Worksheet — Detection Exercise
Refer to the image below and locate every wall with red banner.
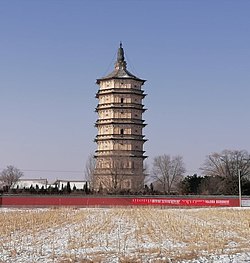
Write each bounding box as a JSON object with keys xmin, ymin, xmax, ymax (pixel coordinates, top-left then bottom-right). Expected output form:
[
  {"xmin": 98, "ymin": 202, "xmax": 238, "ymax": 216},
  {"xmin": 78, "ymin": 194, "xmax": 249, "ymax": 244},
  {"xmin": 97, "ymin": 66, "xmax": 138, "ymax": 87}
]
[
  {"xmin": 131, "ymin": 197, "xmax": 239, "ymax": 206},
  {"xmin": 0, "ymin": 195, "xmax": 248, "ymax": 207}
]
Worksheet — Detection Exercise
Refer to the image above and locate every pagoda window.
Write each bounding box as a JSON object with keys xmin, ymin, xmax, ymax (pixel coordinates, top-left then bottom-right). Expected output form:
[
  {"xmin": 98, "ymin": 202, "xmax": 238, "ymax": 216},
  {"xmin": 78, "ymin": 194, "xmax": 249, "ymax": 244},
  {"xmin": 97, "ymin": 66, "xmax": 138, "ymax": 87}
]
[
  {"xmin": 121, "ymin": 129, "xmax": 124, "ymax": 135},
  {"xmin": 121, "ymin": 98, "xmax": 124, "ymax": 104}
]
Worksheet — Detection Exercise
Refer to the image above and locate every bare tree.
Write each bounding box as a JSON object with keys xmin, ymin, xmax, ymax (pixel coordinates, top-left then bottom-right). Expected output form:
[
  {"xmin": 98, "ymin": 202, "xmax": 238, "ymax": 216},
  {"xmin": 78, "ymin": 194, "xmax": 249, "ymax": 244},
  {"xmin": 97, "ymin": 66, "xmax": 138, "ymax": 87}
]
[
  {"xmin": 110, "ymin": 161, "xmax": 125, "ymax": 193},
  {"xmin": 94, "ymin": 156, "xmax": 135, "ymax": 193},
  {"xmin": 151, "ymin": 154, "xmax": 186, "ymax": 194},
  {"xmin": 200, "ymin": 149, "xmax": 250, "ymax": 178},
  {"xmin": 200, "ymin": 150, "xmax": 250, "ymax": 195},
  {"xmin": 143, "ymin": 161, "xmax": 150, "ymax": 184},
  {"xmin": 84, "ymin": 154, "xmax": 96, "ymax": 183},
  {"xmin": 0, "ymin": 165, "xmax": 23, "ymax": 187},
  {"xmin": 100, "ymin": 157, "xmax": 126, "ymax": 194}
]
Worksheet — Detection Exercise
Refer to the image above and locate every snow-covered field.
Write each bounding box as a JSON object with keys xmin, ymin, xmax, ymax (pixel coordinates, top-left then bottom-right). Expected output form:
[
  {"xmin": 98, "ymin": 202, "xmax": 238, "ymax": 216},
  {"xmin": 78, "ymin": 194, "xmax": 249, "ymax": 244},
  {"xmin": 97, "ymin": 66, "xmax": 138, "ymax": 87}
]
[{"xmin": 0, "ymin": 207, "xmax": 250, "ymax": 263}]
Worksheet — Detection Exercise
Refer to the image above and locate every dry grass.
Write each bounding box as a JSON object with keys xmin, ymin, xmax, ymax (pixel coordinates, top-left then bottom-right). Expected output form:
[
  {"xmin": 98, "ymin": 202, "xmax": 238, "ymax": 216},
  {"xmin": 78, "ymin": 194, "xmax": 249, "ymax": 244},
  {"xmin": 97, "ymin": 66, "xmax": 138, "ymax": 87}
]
[{"xmin": 0, "ymin": 207, "xmax": 250, "ymax": 262}]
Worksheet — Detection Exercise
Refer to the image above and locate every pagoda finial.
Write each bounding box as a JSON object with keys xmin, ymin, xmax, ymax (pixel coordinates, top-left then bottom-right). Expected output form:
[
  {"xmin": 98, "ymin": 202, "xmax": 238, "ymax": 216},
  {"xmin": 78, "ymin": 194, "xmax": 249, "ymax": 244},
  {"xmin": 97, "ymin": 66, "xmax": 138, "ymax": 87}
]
[
  {"xmin": 116, "ymin": 42, "xmax": 126, "ymax": 70},
  {"xmin": 117, "ymin": 42, "xmax": 125, "ymax": 62}
]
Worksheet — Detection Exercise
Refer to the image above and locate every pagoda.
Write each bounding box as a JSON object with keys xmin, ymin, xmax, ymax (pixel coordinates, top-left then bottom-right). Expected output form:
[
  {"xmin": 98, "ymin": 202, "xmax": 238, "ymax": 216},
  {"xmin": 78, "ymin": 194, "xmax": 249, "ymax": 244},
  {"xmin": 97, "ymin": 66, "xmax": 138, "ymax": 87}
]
[{"xmin": 93, "ymin": 43, "xmax": 147, "ymax": 192}]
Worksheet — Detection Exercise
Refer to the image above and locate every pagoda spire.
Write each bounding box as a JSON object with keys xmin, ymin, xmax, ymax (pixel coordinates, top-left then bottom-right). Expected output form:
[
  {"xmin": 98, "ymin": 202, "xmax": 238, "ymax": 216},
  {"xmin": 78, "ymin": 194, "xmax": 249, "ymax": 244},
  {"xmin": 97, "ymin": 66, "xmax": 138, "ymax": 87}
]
[{"xmin": 115, "ymin": 42, "xmax": 127, "ymax": 70}]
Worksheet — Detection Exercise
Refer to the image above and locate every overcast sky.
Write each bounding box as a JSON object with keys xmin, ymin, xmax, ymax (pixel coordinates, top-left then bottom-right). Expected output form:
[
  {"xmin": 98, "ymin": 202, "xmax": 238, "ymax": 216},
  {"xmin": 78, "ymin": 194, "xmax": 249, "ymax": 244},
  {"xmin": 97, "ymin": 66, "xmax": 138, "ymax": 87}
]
[{"xmin": 0, "ymin": 0, "xmax": 249, "ymax": 181}]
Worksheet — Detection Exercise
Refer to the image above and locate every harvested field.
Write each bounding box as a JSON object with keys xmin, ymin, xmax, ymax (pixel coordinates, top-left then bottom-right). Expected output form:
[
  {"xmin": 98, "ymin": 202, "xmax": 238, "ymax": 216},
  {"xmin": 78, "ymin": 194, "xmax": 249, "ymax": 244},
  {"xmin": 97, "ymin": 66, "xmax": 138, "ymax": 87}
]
[{"xmin": 0, "ymin": 207, "xmax": 250, "ymax": 262}]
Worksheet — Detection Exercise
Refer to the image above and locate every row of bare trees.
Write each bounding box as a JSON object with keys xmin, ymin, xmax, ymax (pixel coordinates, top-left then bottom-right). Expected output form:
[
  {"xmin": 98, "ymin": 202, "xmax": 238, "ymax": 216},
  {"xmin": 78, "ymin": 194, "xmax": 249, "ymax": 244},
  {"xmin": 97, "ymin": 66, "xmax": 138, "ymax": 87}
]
[
  {"xmin": 150, "ymin": 149, "xmax": 250, "ymax": 195},
  {"xmin": 84, "ymin": 149, "xmax": 250, "ymax": 195},
  {"xmin": 1, "ymin": 149, "xmax": 249, "ymax": 195}
]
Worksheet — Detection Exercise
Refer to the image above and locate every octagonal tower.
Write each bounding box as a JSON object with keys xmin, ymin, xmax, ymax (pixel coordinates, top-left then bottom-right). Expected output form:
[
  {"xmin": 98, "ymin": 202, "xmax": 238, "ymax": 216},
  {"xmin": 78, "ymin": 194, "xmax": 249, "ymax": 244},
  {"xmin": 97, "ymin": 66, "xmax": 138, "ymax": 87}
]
[{"xmin": 93, "ymin": 43, "xmax": 147, "ymax": 192}]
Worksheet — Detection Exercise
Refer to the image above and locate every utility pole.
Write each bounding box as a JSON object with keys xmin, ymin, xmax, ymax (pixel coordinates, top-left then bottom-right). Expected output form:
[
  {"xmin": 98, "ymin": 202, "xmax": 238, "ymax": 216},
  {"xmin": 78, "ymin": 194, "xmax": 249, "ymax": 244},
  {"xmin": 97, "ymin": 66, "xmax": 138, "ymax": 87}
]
[{"xmin": 238, "ymin": 169, "xmax": 241, "ymax": 207}]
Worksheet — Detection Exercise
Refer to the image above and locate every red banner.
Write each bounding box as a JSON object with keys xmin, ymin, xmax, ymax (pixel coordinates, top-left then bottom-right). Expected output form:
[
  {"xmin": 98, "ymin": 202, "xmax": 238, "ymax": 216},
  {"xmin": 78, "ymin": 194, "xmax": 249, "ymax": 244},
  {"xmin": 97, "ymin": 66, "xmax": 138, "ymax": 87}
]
[{"xmin": 132, "ymin": 198, "xmax": 238, "ymax": 207}]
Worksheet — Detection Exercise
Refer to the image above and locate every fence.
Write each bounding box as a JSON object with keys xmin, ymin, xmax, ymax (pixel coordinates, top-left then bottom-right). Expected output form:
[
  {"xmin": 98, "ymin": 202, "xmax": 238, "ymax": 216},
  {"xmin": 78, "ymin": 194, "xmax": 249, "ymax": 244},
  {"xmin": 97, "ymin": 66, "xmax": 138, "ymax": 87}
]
[{"xmin": 1, "ymin": 195, "xmax": 249, "ymax": 207}]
